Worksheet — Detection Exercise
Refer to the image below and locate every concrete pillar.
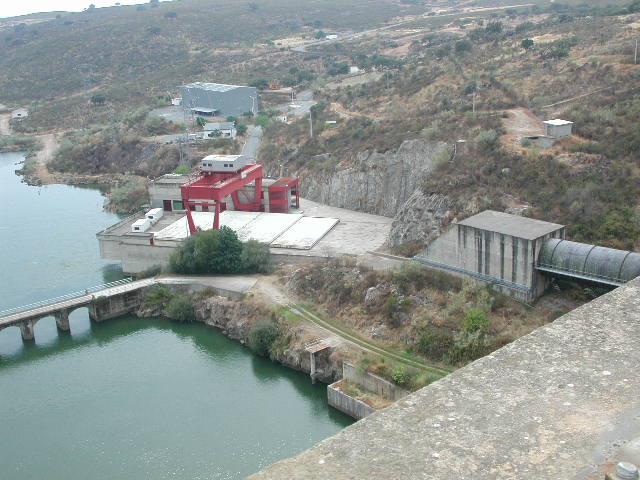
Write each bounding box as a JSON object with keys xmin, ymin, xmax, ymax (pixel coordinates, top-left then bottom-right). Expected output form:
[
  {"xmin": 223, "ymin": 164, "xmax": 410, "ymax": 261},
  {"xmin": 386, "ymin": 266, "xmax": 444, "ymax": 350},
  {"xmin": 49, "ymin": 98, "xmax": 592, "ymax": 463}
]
[
  {"xmin": 88, "ymin": 303, "xmax": 104, "ymax": 323},
  {"xmin": 54, "ymin": 310, "xmax": 70, "ymax": 332},
  {"xmin": 310, "ymin": 351, "xmax": 316, "ymax": 383},
  {"xmin": 19, "ymin": 320, "xmax": 35, "ymax": 341}
]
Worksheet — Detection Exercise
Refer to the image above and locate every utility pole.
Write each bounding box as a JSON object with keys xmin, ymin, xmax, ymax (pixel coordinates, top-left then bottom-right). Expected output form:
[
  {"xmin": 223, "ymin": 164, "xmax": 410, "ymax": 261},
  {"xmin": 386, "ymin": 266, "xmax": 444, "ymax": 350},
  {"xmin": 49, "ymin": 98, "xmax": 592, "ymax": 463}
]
[
  {"xmin": 309, "ymin": 110, "xmax": 313, "ymax": 139},
  {"xmin": 635, "ymin": 38, "xmax": 638, "ymax": 64},
  {"xmin": 472, "ymin": 90, "xmax": 476, "ymax": 114}
]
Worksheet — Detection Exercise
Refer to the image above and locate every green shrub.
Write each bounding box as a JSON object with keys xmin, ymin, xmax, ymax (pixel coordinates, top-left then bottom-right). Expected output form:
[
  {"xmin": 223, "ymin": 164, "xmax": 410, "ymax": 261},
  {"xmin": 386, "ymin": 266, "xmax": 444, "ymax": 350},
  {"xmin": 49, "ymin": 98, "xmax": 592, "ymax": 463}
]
[
  {"xmin": 169, "ymin": 226, "xmax": 243, "ymax": 274},
  {"xmin": 416, "ymin": 327, "xmax": 455, "ymax": 360},
  {"xmin": 392, "ymin": 262, "xmax": 463, "ymax": 293},
  {"xmin": 143, "ymin": 284, "xmax": 175, "ymax": 308},
  {"xmin": 249, "ymin": 319, "xmax": 280, "ymax": 357},
  {"xmin": 166, "ymin": 295, "xmax": 195, "ymax": 323},
  {"xmin": 392, "ymin": 364, "xmax": 409, "ymax": 387},
  {"xmin": 241, "ymin": 240, "xmax": 273, "ymax": 273},
  {"xmin": 447, "ymin": 329, "xmax": 493, "ymax": 364},
  {"xmin": 462, "ymin": 308, "xmax": 491, "ymax": 333},
  {"xmin": 173, "ymin": 165, "xmax": 190, "ymax": 174}
]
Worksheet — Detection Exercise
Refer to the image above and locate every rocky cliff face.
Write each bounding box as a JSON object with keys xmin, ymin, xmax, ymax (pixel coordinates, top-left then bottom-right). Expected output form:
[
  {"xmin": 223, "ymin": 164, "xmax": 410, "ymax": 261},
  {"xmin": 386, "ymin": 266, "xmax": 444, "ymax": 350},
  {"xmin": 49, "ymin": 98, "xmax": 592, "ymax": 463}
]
[
  {"xmin": 302, "ymin": 139, "xmax": 448, "ymax": 218},
  {"xmin": 387, "ymin": 191, "xmax": 453, "ymax": 247}
]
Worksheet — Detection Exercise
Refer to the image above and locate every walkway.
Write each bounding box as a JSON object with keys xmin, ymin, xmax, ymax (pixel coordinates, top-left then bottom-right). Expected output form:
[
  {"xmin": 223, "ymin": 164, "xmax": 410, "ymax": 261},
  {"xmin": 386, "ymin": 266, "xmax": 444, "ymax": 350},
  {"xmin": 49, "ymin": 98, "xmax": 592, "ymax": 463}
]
[{"xmin": 0, "ymin": 275, "xmax": 257, "ymax": 329}]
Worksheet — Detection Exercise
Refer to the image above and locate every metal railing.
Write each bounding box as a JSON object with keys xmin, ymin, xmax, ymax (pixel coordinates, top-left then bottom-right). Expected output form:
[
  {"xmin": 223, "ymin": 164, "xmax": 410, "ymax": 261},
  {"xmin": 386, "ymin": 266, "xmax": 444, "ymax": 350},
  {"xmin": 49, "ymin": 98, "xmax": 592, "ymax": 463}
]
[{"xmin": 0, "ymin": 278, "xmax": 133, "ymax": 317}]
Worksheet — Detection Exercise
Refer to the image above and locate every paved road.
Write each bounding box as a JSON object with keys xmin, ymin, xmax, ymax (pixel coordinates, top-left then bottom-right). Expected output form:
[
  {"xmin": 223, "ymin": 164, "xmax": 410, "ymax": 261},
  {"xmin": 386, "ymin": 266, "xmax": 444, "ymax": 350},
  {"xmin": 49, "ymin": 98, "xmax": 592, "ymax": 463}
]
[{"xmin": 241, "ymin": 125, "xmax": 263, "ymax": 159}]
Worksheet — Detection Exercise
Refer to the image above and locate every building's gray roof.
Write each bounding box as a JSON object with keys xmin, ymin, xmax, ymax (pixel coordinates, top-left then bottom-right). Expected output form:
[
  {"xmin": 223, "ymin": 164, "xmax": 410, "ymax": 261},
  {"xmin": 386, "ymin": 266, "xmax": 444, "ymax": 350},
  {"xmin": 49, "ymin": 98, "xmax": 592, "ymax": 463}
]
[
  {"xmin": 457, "ymin": 210, "xmax": 564, "ymax": 240},
  {"xmin": 203, "ymin": 122, "xmax": 235, "ymax": 131},
  {"xmin": 152, "ymin": 174, "xmax": 190, "ymax": 184},
  {"xmin": 182, "ymin": 82, "xmax": 245, "ymax": 93}
]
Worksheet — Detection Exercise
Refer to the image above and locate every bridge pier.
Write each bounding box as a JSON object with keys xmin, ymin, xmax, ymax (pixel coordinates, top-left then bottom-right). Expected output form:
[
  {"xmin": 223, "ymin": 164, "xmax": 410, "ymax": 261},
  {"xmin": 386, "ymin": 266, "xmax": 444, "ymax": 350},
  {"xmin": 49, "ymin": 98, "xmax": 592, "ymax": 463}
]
[
  {"xmin": 19, "ymin": 320, "xmax": 35, "ymax": 341},
  {"xmin": 54, "ymin": 310, "xmax": 70, "ymax": 332},
  {"xmin": 88, "ymin": 289, "xmax": 146, "ymax": 323}
]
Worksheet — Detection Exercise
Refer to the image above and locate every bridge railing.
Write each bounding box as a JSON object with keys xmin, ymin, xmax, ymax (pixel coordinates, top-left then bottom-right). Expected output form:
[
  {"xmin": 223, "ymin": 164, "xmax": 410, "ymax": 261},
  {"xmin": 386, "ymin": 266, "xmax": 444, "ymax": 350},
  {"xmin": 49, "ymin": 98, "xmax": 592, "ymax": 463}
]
[{"xmin": 0, "ymin": 278, "xmax": 134, "ymax": 317}]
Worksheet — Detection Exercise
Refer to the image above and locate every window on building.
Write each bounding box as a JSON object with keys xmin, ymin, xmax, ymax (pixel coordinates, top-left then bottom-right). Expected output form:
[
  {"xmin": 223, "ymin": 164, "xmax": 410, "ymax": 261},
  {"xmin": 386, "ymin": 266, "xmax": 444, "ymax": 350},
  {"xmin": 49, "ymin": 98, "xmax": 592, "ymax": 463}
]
[{"xmin": 172, "ymin": 200, "xmax": 184, "ymax": 211}]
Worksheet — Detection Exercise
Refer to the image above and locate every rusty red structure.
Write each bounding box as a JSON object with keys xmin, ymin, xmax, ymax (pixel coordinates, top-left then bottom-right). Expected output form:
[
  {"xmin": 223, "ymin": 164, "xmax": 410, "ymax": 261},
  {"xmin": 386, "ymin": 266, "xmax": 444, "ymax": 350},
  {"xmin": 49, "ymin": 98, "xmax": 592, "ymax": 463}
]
[
  {"xmin": 179, "ymin": 156, "xmax": 300, "ymax": 236},
  {"xmin": 268, "ymin": 177, "xmax": 300, "ymax": 214},
  {"xmin": 180, "ymin": 164, "xmax": 263, "ymax": 235}
]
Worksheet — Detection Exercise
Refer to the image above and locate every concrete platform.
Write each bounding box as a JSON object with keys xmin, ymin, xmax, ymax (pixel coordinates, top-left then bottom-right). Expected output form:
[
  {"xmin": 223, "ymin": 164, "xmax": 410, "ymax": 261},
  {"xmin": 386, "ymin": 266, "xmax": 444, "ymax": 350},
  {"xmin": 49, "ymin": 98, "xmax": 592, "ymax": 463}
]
[
  {"xmin": 236, "ymin": 212, "xmax": 302, "ymax": 244},
  {"xmin": 270, "ymin": 217, "xmax": 339, "ymax": 250},
  {"xmin": 97, "ymin": 198, "xmax": 393, "ymax": 272}
]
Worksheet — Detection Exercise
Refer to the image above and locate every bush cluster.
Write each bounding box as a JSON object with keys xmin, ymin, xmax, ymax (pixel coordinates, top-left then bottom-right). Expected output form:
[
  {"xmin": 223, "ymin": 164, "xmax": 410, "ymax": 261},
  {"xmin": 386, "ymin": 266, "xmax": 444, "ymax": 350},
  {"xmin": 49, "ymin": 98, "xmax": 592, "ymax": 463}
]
[
  {"xmin": 248, "ymin": 319, "xmax": 281, "ymax": 357},
  {"xmin": 169, "ymin": 226, "xmax": 272, "ymax": 275}
]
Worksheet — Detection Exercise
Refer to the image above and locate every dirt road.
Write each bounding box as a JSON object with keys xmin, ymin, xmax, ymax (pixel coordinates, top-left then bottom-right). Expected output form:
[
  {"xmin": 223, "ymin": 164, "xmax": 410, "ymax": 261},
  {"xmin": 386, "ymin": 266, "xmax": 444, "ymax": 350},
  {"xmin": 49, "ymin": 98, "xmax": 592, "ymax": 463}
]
[
  {"xmin": 501, "ymin": 107, "xmax": 543, "ymax": 148},
  {"xmin": 0, "ymin": 109, "xmax": 11, "ymax": 135},
  {"xmin": 33, "ymin": 133, "xmax": 59, "ymax": 183}
]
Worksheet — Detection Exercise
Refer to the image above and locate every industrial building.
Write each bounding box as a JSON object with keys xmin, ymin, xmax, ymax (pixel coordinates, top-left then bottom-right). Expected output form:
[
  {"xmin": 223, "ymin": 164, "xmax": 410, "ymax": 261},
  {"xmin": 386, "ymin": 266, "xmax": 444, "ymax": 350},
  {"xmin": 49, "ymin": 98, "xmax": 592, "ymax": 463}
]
[
  {"xmin": 180, "ymin": 82, "xmax": 257, "ymax": 116},
  {"xmin": 203, "ymin": 122, "xmax": 236, "ymax": 139},
  {"xmin": 98, "ymin": 154, "xmax": 392, "ymax": 273},
  {"xmin": 416, "ymin": 211, "xmax": 565, "ymax": 301},
  {"xmin": 415, "ymin": 210, "xmax": 640, "ymax": 301}
]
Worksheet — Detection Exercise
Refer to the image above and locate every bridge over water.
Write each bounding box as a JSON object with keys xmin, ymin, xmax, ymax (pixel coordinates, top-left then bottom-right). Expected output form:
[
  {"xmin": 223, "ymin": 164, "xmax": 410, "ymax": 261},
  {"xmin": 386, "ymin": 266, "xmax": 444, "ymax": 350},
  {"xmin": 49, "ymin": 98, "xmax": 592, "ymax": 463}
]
[{"xmin": 0, "ymin": 276, "xmax": 257, "ymax": 342}]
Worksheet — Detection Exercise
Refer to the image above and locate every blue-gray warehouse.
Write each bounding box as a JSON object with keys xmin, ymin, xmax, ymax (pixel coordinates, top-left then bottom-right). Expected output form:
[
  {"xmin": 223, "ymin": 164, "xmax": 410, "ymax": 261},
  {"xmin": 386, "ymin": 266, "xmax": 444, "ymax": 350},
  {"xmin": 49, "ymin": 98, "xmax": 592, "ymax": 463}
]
[{"xmin": 180, "ymin": 82, "xmax": 258, "ymax": 116}]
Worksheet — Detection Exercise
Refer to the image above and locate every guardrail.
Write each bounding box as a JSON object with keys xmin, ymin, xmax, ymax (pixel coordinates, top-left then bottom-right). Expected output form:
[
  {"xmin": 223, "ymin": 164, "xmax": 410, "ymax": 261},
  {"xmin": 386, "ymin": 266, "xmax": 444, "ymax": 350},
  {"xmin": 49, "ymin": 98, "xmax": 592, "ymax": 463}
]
[{"xmin": 0, "ymin": 278, "xmax": 133, "ymax": 317}]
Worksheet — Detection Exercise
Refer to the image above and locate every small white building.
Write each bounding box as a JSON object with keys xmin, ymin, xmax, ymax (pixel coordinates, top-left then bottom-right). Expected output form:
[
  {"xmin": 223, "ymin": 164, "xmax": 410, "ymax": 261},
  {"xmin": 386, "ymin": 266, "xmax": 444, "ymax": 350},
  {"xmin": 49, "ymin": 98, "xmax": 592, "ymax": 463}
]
[
  {"xmin": 171, "ymin": 97, "xmax": 182, "ymax": 106},
  {"xmin": 203, "ymin": 122, "xmax": 237, "ymax": 139},
  {"xmin": 201, "ymin": 154, "xmax": 249, "ymax": 173},
  {"xmin": 275, "ymin": 115, "xmax": 288, "ymax": 123},
  {"xmin": 131, "ymin": 218, "xmax": 151, "ymax": 233},
  {"xmin": 145, "ymin": 208, "xmax": 164, "ymax": 224},
  {"xmin": 349, "ymin": 66, "xmax": 360, "ymax": 74},
  {"xmin": 543, "ymin": 119, "xmax": 573, "ymax": 139},
  {"xmin": 325, "ymin": 34, "xmax": 338, "ymax": 40},
  {"xmin": 11, "ymin": 107, "xmax": 28, "ymax": 119}
]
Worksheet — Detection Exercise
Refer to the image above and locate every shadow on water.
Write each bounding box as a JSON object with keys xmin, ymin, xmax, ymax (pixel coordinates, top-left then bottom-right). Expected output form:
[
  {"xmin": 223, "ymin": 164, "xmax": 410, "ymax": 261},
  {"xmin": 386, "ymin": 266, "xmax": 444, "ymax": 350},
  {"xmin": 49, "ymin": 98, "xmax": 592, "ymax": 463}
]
[
  {"xmin": 101, "ymin": 263, "xmax": 126, "ymax": 284},
  {"xmin": 249, "ymin": 349, "xmax": 353, "ymax": 422}
]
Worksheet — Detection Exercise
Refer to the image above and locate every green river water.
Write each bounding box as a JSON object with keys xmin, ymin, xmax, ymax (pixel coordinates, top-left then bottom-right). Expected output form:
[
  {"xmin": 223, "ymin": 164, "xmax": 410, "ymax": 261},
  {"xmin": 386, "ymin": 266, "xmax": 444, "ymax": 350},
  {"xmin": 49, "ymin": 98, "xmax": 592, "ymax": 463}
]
[{"xmin": 0, "ymin": 152, "xmax": 351, "ymax": 479}]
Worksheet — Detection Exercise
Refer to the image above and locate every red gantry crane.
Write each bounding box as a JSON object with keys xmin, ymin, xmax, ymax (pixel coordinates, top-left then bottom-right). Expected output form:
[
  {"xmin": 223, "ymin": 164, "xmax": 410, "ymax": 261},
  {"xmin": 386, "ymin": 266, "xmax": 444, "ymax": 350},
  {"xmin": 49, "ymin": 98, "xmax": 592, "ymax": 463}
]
[{"xmin": 179, "ymin": 155, "xmax": 300, "ymax": 235}]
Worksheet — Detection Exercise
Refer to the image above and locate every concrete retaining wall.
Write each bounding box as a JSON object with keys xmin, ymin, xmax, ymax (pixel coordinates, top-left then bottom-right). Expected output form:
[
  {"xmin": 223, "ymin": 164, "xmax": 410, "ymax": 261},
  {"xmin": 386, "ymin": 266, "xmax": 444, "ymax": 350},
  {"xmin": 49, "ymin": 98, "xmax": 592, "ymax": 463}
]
[
  {"xmin": 343, "ymin": 363, "xmax": 409, "ymax": 402},
  {"xmin": 327, "ymin": 383, "xmax": 375, "ymax": 420}
]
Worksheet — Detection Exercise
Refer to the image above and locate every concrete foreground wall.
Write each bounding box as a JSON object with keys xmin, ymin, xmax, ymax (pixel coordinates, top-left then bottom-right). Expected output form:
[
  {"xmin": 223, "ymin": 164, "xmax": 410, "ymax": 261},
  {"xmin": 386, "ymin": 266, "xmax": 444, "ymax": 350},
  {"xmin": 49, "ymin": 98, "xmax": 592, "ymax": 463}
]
[
  {"xmin": 248, "ymin": 278, "xmax": 640, "ymax": 479},
  {"xmin": 327, "ymin": 384, "xmax": 375, "ymax": 421},
  {"xmin": 342, "ymin": 362, "xmax": 409, "ymax": 402}
]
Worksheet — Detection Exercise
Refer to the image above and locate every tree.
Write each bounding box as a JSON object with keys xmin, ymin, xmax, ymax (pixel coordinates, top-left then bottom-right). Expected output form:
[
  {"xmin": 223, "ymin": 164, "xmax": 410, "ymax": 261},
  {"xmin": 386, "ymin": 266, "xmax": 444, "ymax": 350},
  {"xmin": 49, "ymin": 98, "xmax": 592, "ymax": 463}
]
[
  {"xmin": 236, "ymin": 124, "xmax": 248, "ymax": 136},
  {"xmin": 169, "ymin": 227, "xmax": 243, "ymax": 274},
  {"xmin": 454, "ymin": 39, "xmax": 473, "ymax": 55},
  {"xmin": 241, "ymin": 240, "xmax": 272, "ymax": 273},
  {"xmin": 226, "ymin": 116, "xmax": 237, "ymax": 123},
  {"xmin": 249, "ymin": 319, "xmax": 280, "ymax": 356},
  {"xmin": 254, "ymin": 115, "xmax": 270, "ymax": 127},
  {"xmin": 315, "ymin": 30, "xmax": 326, "ymax": 39},
  {"xmin": 173, "ymin": 165, "xmax": 190, "ymax": 174},
  {"xmin": 196, "ymin": 116, "xmax": 207, "ymax": 127},
  {"xmin": 521, "ymin": 38, "xmax": 534, "ymax": 50},
  {"xmin": 462, "ymin": 308, "xmax": 491, "ymax": 333},
  {"xmin": 166, "ymin": 295, "xmax": 195, "ymax": 323},
  {"xmin": 164, "ymin": 11, "xmax": 178, "ymax": 19},
  {"xmin": 249, "ymin": 79, "xmax": 269, "ymax": 90}
]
